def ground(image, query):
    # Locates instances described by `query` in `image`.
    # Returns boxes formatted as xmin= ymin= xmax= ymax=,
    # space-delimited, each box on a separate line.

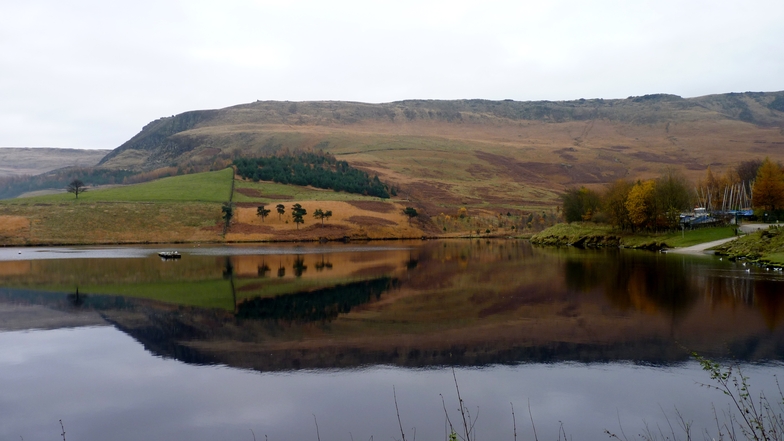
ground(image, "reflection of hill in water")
xmin=1 ymin=241 xmax=784 ymax=371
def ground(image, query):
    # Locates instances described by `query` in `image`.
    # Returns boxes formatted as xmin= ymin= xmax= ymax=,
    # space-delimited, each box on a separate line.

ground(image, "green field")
xmin=6 ymin=168 xmax=234 ymax=204
xmin=0 ymin=169 xmax=235 ymax=244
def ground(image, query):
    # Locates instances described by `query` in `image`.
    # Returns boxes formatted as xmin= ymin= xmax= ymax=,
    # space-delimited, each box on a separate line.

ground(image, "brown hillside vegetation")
xmin=227 ymin=200 xmax=428 ymax=242
xmin=0 ymin=148 xmax=109 ymax=178
xmin=98 ymin=93 xmax=784 ymax=214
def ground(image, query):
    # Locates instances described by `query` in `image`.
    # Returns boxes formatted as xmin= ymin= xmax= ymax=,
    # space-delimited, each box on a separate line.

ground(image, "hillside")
xmin=0 ymin=148 xmax=109 ymax=177
xmin=96 ymin=92 xmax=784 ymax=215
xmin=0 ymin=169 xmax=430 ymax=246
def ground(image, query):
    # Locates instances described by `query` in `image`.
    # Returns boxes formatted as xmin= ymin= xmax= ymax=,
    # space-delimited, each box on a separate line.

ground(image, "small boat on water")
xmin=158 ymin=251 xmax=181 ymax=259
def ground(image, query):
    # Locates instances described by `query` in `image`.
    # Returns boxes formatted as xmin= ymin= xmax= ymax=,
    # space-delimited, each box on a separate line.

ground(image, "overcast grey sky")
xmin=2 ymin=0 xmax=783 ymax=150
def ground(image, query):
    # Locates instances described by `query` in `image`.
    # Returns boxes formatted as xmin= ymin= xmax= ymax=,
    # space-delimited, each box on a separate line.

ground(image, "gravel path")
xmin=665 ymin=237 xmax=738 ymax=254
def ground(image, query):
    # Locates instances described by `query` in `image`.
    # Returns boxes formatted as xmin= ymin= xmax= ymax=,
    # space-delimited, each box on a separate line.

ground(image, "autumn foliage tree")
xmin=603 ymin=179 xmax=633 ymax=230
xmin=697 ymin=167 xmax=729 ymax=211
xmin=736 ymin=159 xmax=764 ymax=194
xmin=655 ymin=169 xmax=693 ymax=229
xmin=561 ymin=186 xmax=601 ymax=223
xmin=625 ymin=180 xmax=657 ymax=231
xmin=752 ymin=158 xmax=784 ymax=212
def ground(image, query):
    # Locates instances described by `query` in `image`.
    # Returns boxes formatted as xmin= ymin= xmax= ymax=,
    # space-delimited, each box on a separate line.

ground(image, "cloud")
xmin=1 ymin=0 xmax=783 ymax=148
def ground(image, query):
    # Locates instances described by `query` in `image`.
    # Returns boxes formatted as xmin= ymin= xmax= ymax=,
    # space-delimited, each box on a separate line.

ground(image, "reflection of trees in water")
xmin=235 ymin=277 xmax=397 ymax=323
xmin=696 ymin=275 xmax=755 ymax=305
xmin=563 ymin=252 xmax=784 ymax=328
xmin=751 ymin=280 xmax=784 ymax=330
xmin=406 ymin=251 xmax=418 ymax=270
xmin=67 ymin=287 xmax=86 ymax=308
xmin=682 ymin=270 xmax=784 ymax=330
xmin=314 ymin=255 xmax=333 ymax=271
xmin=426 ymin=240 xmax=534 ymax=264
xmin=222 ymin=258 xmax=234 ymax=280
xmin=258 ymin=262 xmax=270 ymax=277
xmin=293 ymin=255 xmax=307 ymax=277
xmin=224 ymin=257 xmax=236 ymax=310
xmin=565 ymin=253 xmax=697 ymax=316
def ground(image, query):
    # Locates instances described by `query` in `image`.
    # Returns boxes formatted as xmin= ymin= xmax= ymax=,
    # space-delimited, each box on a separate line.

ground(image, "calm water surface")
xmin=0 ymin=240 xmax=782 ymax=440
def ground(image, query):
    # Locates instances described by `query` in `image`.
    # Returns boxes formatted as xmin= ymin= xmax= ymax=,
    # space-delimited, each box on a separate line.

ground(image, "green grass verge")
xmin=532 ymin=223 xmax=736 ymax=248
xmin=766 ymin=253 xmax=784 ymax=264
xmin=625 ymin=226 xmax=736 ymax=248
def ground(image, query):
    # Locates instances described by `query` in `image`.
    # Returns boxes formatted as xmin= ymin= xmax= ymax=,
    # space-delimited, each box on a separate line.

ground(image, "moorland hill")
xmin=97 ymin=92 xmax=784 ymax=214
xmin=0 ymin=148 xmax=109 ymax=178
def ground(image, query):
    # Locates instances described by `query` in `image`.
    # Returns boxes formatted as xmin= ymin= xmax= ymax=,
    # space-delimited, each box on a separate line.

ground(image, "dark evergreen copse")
xmin=233 ymin=152 xmax=391 ymax=198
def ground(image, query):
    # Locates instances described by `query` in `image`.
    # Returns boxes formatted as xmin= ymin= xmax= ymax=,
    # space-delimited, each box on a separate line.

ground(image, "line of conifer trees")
xmin=233 ymin=151 xmax=394 ymax=198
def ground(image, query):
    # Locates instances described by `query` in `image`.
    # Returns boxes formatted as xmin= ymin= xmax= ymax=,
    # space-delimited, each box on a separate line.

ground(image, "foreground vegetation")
xmin=713 ymin=226 xmax=784 ymax=265
xmin=46 ymin=356 xmax=784 ymax=441
xmin=605 ymin=355 xmax=784 ymax=441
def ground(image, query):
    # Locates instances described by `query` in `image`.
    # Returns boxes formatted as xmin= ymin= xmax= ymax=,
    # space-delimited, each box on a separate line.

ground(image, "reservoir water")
xmin=0 ymin=240 xmax=782 ymax=440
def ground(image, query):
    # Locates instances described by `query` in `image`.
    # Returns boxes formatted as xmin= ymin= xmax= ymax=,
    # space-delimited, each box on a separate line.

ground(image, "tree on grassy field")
xmin=257 ymin=206 xmax=271 ymax=222
xmin=222 ymin=202 xmax=234 ymax=226
xmin=561 ymin=186 xmax=601 ymax=222
xmin=291 ymin=203 xmax=307 ymax=229
xmin=276 ymin=204 xmax=285 ymax=220
xmin=403 ymin=207 xmax=418 ymax=224
xmin=752 ymin=158 xmax=784 ymax=212
xmin=313 ymin=208 xmax=332 ymax=226
xmin=66 ymin=179 xmax=87 ymax=199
